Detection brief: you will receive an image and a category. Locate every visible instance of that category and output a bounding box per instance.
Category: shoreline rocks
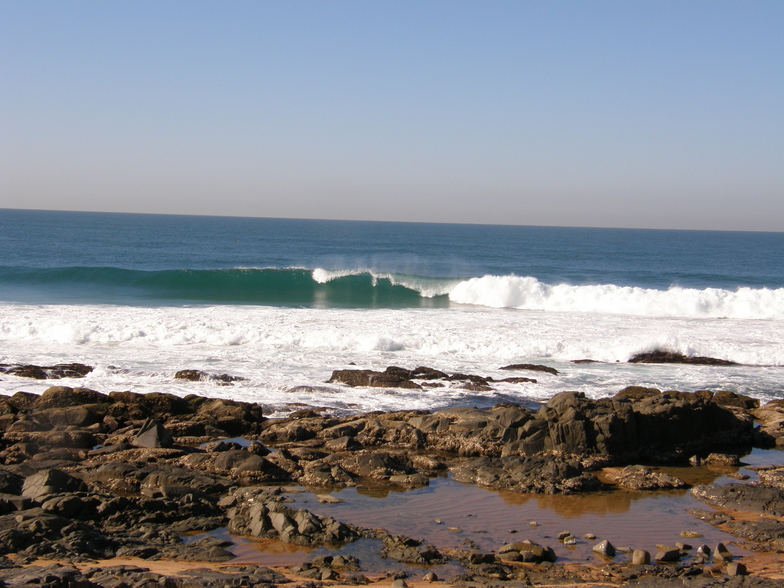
[0,370,781,585]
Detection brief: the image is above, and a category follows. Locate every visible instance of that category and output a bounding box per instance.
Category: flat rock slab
[692,483,784,516]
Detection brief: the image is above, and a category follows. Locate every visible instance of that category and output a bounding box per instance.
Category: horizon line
[1,206,781,235]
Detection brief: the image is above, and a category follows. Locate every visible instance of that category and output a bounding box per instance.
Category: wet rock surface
[0,367,780,585]
[0,363,94,380]
[628,350,738,366]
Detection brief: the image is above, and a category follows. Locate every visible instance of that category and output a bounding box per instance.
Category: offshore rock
[0,363,94,380]
[499,363,559,375]
[328,369,422,389]
[628,350,737,365]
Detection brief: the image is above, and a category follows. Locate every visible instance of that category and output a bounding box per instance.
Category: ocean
[1,208,783,415]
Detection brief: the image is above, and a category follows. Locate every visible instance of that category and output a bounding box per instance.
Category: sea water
[1,209,783,415]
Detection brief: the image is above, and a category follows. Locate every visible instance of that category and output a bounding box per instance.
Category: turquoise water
[2,209,783,306]
[1,209,783,410]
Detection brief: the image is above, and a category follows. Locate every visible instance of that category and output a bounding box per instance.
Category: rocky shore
[1,363,784,587]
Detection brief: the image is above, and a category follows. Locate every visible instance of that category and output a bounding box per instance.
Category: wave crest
[448,275,784,319]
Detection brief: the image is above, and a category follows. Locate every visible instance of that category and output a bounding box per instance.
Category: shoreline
[2,365,784,586]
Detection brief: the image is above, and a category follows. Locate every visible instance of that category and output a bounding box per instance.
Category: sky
[1,1,783,231]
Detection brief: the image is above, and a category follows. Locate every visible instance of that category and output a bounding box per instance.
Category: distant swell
[0,266,782,319]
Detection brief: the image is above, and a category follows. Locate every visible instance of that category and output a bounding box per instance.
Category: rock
[499,363,558,375]
[614,386,661,401]
[451,453,601,494]
[174,370,246,383]
[132,418,173,448]
[228,491,359,546]
[21,468,87,499]
[628,350,737,365]
[317,494,343,504]
[632,549,650,565]
[712,391,759,410]
[328,369,422,389]
[592,539,615,557]
[499,540,555,563]
[751,400,784,442]
[726,562,747,576]
[34,386,108,409]
[713,542,733,563]
[381,534,446,564]
[0,363,93,380]
[655,549,681,562]
[423,572,438,582]
[704,453,741,466]
[391,580,408,588]
[612,465,688,490]
[692,483,784,517]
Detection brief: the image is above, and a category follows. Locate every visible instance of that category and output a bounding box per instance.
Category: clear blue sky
[2,1,782,230]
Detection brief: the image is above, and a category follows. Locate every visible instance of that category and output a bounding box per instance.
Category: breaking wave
[0,266,781,319]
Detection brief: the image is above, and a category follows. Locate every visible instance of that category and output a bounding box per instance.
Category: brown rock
[499,363,558,375]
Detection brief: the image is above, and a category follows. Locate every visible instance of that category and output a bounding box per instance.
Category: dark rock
[132,418,173,449]
[21,468,88,500]
[692,483,784,516]
[612,465,688,490]
[499,363,558,375]
[0,470,24,495]
[724,519,784,543]
[592,539,615,557]
[497,376,537,384]
[713,542,733,563]
[175,370,246,383]
[327,369,422,389]
[411,366,448,380]
[655,549,681,562]
[712,390,759,410]
[381,534,447,564]
[726,562,747,576]
[34,386,109,409]
[628,350,737,365]
[0,363,93,379]
[451,455,601,494]
[614,386,661,401]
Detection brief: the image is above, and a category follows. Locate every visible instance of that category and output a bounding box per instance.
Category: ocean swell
[0,266,781,319]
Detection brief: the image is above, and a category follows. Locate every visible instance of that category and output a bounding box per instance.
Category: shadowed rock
[132,419,173,449]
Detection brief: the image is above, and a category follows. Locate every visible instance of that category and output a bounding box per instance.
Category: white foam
[448,275,784,319]
[1,303,782,413]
